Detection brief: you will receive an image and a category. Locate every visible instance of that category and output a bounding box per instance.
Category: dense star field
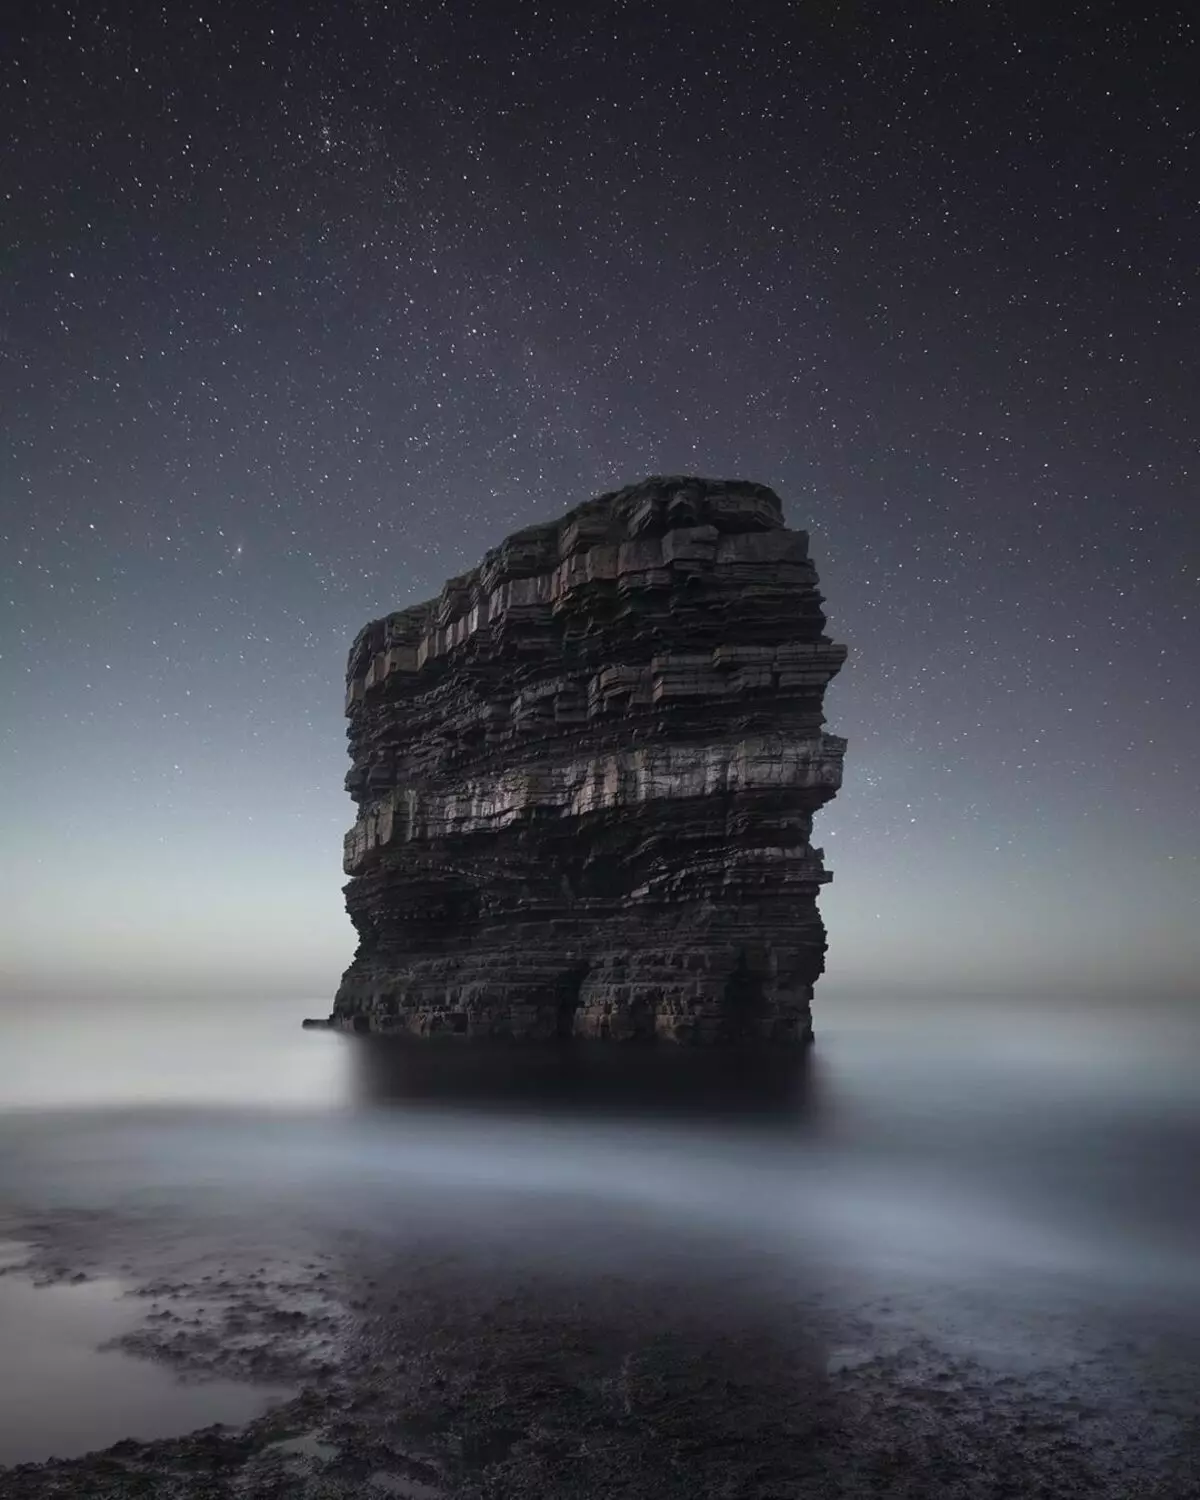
[1,1,1195,1004]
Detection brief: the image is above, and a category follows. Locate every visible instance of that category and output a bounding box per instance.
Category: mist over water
[1,990,1198,1467]
[0,995,344,1113]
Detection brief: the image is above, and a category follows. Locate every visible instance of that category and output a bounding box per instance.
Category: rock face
[330,476,847,1043]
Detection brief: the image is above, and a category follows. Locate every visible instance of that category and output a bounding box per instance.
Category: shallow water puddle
[265,1432,341,1461]
[0,1242,292,1467]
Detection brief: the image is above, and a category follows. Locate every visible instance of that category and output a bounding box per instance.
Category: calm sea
[1,991,1198,1467]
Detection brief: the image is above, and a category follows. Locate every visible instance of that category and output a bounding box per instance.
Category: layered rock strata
[330,476,847,1043]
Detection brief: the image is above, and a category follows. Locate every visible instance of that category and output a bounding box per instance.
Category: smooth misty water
[1,993,1198,1468]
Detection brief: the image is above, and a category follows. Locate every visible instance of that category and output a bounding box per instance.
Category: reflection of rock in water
[327,475,847,1044]
[349,1034,826,1124]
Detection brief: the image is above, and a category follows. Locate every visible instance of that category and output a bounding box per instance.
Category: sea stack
[329,477,847,1043]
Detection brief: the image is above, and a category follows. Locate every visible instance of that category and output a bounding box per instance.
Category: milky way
[2,1,1195,1002]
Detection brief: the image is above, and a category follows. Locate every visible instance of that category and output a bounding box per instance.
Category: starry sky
[2,0,1196,1007]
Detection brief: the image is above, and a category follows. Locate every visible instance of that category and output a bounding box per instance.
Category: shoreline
[2,1199,1197,1498]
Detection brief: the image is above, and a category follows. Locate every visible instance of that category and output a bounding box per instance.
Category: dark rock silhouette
[326,476,846,1042]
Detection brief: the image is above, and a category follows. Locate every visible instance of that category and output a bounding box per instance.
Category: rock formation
[328,476,847,1043]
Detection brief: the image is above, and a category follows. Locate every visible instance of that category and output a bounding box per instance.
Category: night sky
[2,1,1195,1005]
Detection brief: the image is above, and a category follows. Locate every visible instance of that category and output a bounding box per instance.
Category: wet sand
[1,995,1198,1497]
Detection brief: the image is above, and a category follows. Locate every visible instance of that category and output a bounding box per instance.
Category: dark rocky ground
[2,1198,1198,1500]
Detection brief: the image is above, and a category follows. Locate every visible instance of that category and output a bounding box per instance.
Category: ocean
[1,992,1197,1493]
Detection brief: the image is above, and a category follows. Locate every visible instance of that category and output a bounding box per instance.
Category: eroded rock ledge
[328,476,847,1043]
